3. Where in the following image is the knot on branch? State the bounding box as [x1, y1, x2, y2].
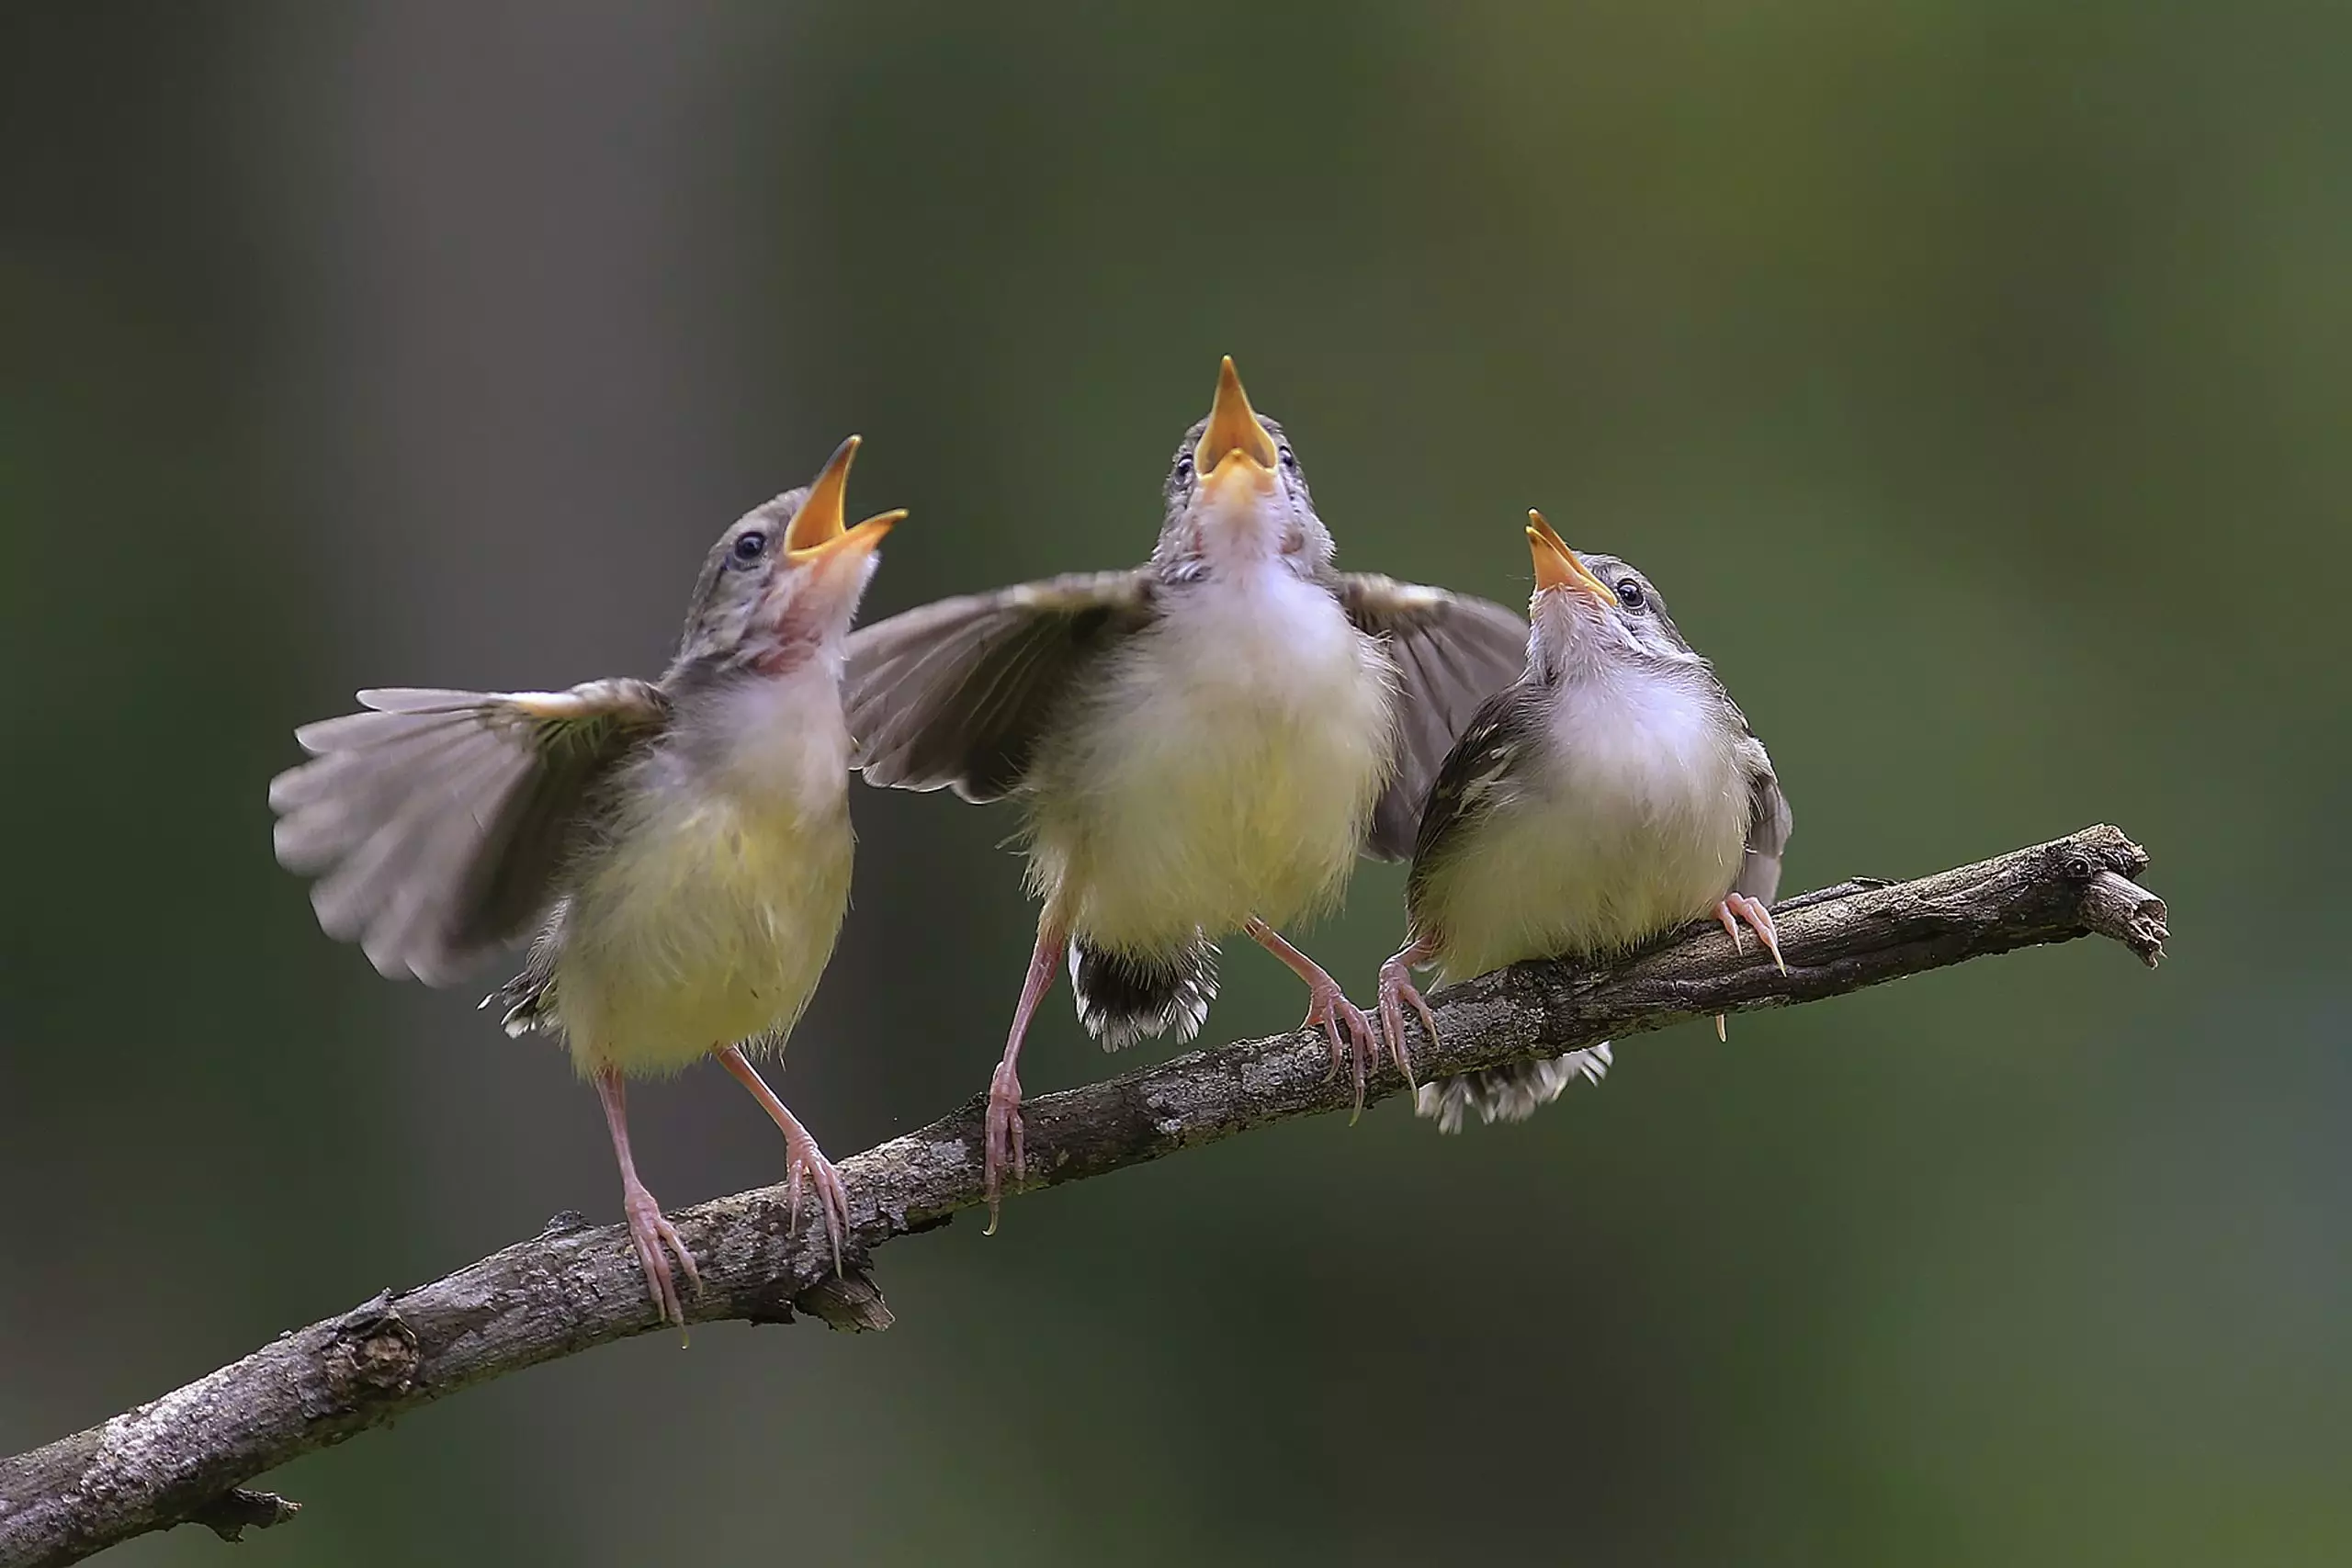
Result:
[322, 1297, 420, 1406]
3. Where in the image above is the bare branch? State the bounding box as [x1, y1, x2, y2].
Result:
[0, 825, 2162, 1568]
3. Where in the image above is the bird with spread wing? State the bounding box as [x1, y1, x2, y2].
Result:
[271, 438, 902, 1324]
[843, 358, 1528, 1224]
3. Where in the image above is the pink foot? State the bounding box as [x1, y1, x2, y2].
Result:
[1376, 953, 1442, 1081]
[1306, 976, 1392, 1122]
[1243, 917, 1403, 1121]
[1715, 892, 1787, 975]
[984, 1057, 1025, 1235]
[622, 1180, 701, 1328]
[781, 1122, 852, 1277]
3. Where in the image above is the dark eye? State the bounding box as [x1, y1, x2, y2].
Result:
[1615, 579, 1645, 610]
[732, 531, 768, 563]
[1174, 453, 1196, 485]
[1278, 445, 1296, 470]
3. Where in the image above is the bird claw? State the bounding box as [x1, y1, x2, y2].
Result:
[621, 1183, 701, 1329]
[1716, 893, 1786, 976]
[1305, 979, 1390, 1122]
[983, 1058, 1025, 1235]
[781, 1125, 851, 1278]
[1376, 957, 1438, 1089]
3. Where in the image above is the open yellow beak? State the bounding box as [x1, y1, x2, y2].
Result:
[1193, 355, 1280, 489]
[786, 434, 903, 563]
[1525, 510, 1615, 604]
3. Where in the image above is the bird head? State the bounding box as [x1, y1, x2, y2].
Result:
[1523, 511, 1697, 676]
[676, 435, 904, 677]
[1156, 356, 1331, 577]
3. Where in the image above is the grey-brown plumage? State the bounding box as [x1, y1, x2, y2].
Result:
[1379, 513, 1792, 1132]
[270, 437, 903, 1323]
[273, 679, 670, 986]
[842, 358, 1527, 1221]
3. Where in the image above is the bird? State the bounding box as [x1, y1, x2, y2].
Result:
[267, 436, 903, 1325]
[842, 356, 1529, 1224]
[1377, 510, 1792, 1132]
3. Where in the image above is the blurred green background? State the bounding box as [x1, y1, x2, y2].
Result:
[4, 3, 2346, 1563]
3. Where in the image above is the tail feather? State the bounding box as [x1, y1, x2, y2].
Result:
[1414, 1044, 1613, 1134]
[1069, 937, 1217, 1051]
[482, 903, 566, 1038]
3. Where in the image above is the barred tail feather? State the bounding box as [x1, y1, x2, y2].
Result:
[1069, 937, 1217, 1052]
[1414, 1043, 1613, 1134]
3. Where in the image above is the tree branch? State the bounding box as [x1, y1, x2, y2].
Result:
[0, 825, 2165, 1568]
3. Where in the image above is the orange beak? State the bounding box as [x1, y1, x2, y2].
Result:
[1193, 355, 1280, 493]
[1525, 510, 1615, 605]
[786, 434, 904, 565]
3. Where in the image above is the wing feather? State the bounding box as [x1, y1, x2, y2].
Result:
[1336, 575, 1530, 860]
[1735, 742, 1792, 904]
[269, 682, 667, 983]
[1401, 682, 1547, 919]
[844, 571, 1155, 801]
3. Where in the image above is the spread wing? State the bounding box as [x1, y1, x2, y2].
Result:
[843, 570, 1157, 802]
[268, 681, 668, 984]
[1735, 728, 1792, 904]
[1337, 575, 1531, 860]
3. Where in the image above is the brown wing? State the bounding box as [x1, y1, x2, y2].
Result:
[843, 571, 1157, 802]
[1336, 575, 1531, 860]
[1736, 735, 1793, 903]
[268, 681, 668, 984]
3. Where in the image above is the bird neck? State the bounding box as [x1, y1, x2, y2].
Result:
[663, 655, 853, 814]
[1151, 491, 1332, 581]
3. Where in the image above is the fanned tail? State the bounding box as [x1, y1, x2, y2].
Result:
[1414, 1044, 1613, 1134]
[1069, 936, 1217, 1051]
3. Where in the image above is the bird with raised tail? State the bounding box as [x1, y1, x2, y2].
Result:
[1378, 511, 1792, 1132]
[843, 357, 1527, 1223]
[268, 438, 904, 1324]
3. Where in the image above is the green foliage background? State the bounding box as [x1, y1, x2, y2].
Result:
[3, 5, 2346, 1562]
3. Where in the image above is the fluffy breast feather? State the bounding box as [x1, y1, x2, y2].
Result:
[551, 666, 856, 1076]
[1419, 662, 1748, 984]
[1029, 568, 1396, 952]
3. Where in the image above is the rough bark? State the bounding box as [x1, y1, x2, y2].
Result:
[0, 825, 2165, 1568]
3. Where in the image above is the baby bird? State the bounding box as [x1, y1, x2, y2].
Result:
[844, 358, 1526, 1221]
[269, 438, 902, 1323]
[1378, 512, 1792, 1132]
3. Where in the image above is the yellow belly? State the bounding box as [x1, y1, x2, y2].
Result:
[1027, 578, 1396, 952]
[553, 793, 853, 1077]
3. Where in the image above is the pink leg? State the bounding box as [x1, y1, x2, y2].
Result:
[1246, 916, 1396, 1122]
[718, 1045, 850, 1277]
[595, 1066, 701, 1328]
[985, 921, 1067, 1235]
[1376, 933, 1443, 1092]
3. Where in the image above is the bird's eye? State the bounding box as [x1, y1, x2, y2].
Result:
[1278, 445, 1296, 470]
[1615, 579, 1645, 610]
[733, 531, 768, 563]
[1174, 453, 1196, 485]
